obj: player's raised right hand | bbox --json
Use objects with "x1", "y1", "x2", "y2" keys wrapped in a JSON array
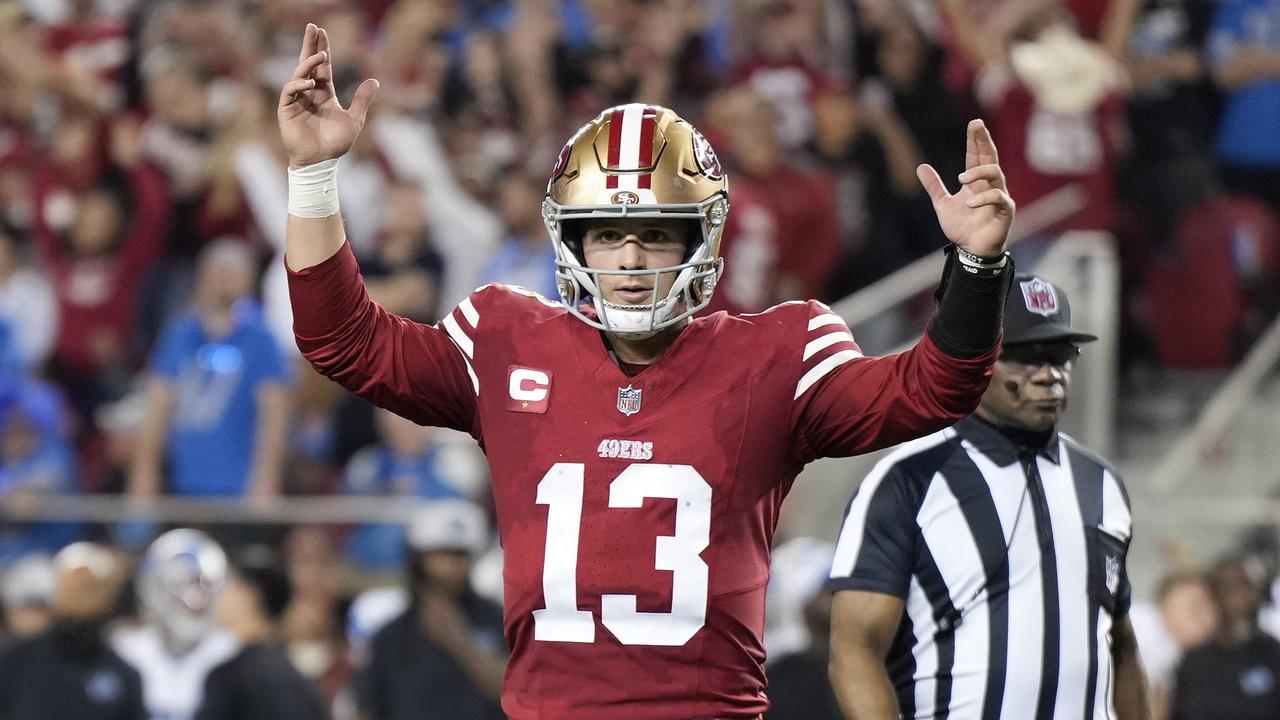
[{"x1": 278, "y1": 23, "x2": 379, "y2": 169}]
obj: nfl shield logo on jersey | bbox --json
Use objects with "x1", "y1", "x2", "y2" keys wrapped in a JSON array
[
  {"x1": 1105, "y1": 554, "x2": 1120, "y2": 595},
  {"x1": 1020, "y1": 278, "x2": 1059, "y2": 317},
  {"x1": 616, "y1": 385, "x2": 642, "y2": 416}
]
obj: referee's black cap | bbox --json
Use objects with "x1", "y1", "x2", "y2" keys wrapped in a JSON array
[{"x1": 1004, "y1": 274, "x2": 1098, "y2": 346}]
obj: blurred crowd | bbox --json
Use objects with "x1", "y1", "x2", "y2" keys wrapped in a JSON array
[{"x1": 4, "y1": 0, "x2": 1280, "y2": 716}]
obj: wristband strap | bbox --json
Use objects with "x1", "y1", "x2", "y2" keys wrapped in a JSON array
[
  {"x1": 288, "y1": 158, "x2": 340, "y2": 218},
  {"x1": 955, "y1": 245, "x2": 1008, "y2": 267},
  {"x1": 951, "y1": 246, "x2": 1010, "y2": 277}
]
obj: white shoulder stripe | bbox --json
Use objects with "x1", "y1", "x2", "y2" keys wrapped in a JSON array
[
  {"x1": 803, "y1": 329, "x2": 856, "y2": 361},
  {"x1": 458, "y1": 297, "x2": 479, "y2": 328},
  {"x1": 441, "y1": 313, "x2": 474, "y2": 359},
  {"x1": 460, "y1": 355, "x2": 479, "y2": 396},
  {"x1": 437, "y1": 322, "x2": 481, "y2": 394},
  {"x1": 794, "y1": 349, "x2": 863, "y2": 399},
  {"x1": 808, "y1": 314, "x2": 846, "y2": 331}
]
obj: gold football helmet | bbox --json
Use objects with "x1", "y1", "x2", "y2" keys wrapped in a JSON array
[{"x1": 543, "y1": 103, "x2": 730, "y2": 337}]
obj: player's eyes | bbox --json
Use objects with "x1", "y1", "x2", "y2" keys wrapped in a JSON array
[
  {"x1": 642, "y1": 229, "x2": 684, "y2": 247},
  {"x1": 592, "y1": 230, "x2": 622, "y2": 244}
]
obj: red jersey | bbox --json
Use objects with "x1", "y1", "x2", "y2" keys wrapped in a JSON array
[
  {"x1": 33, "y1": 162, "x2": 171, "y2": 374},
  {"x1": 977, "y1": 65, "x2": 1122, "y2": 235},
  {"x1": 289, "y1": 244, "x2": 996, "y2": 719}
]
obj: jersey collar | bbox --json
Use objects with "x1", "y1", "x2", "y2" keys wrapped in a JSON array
[{"x1": 955, "y1": 415, "x2": 1062, "y2": 466}]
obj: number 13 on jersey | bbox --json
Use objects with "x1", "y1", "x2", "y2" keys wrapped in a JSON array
[{"x1": 533, "y1": 463, "x2": 712, "y2": 647}]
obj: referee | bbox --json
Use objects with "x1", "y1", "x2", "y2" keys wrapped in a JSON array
[{"x1": 827, "y1": 275, "x2": 1151, "y2": 720}]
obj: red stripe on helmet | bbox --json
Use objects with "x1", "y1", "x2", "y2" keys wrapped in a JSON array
[
  {"x1": 606, "y1": 107, "x2": 624, "y2": 189},
  {"x1": 637, "y1": 106, "x2": 657, "y2": 189}
]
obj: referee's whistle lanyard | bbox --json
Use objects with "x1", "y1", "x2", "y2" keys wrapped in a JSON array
[{"x1": 939, "y1": 450, "x2": 1045, "y2": 633}]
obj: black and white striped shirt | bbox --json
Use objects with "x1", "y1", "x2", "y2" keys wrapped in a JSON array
[{"x1": 829, "y1": 416, "x2": 1133, "y2": 720}]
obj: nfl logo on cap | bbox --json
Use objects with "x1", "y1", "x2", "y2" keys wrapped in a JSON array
[
  {"x1": 617, "y1": 385, "x2": 642, "y2": 416},
  {"x1": 1020, "y1": 278, "x2": 1059, "y2": 317}
]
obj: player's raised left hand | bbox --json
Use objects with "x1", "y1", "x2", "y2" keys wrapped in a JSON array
[{"x1": 917, "y1": 119, "x2": 1015, "y2": 258}]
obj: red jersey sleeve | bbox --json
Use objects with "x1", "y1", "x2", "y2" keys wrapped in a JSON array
[
  {"x1": 287, "y1": 242, "x2": 479, "y2": 436},
  {"x1": 788, "y1": 301, "x2": 996, "y2": 463},
  {"x1": 119, "y1": 162, "x2": 171, "y2": 274}
]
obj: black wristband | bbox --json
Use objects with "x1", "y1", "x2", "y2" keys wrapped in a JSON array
[{"x1": 928, "y1": 246, "x2": 1014, "y2": 358}]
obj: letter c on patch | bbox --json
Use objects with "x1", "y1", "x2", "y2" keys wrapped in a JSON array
[{"x1": 509, "y1": 368, "x2": 550, "y2": 402}]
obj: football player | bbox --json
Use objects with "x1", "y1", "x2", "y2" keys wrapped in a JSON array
[
  {"x1": 279, "y1": 22, "x2": 1015, "y2": 720},
  {"x1": 112, "y1": 530, "x2": 238, "y2": 720}
]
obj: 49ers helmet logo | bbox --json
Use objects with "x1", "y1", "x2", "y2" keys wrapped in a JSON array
[
  {"x1": 611, "y1": 191, "x2": 640, "y2": 205},
  {"x1": 550, "y1": 140, "x2": 573, "y2": 181},
  {"x1": 691, "y1": 128, "x2": 723, "y2": 180}
]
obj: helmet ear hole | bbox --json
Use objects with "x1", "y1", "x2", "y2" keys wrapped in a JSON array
[
  {"x1": 561, "y1": 220, "x2": 588, "y2": 260},
  {"x1": 677, "y1": 219, "x2": 702, "y2": 262}
]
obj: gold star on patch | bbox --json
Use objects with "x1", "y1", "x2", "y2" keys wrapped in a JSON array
[{"x1": 521, "y1": 402, "x2": 529, "y2": 409}]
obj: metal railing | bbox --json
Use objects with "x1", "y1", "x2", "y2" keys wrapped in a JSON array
[
  {"x1": 1149, "y1": 312, "x2": 1280, "y2": 494},
  {"x1": 0, "y1": 496, "x2": 423, "y2": 525}
]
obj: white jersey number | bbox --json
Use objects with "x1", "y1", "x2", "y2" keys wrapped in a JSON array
[{"x1": 533, "y1": 463, "x2": 711, "y2": 646}]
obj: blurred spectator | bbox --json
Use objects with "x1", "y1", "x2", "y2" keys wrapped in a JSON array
[
  {"x1": 763, "y1": 537, "x2": 841, "y2": 720},
  {"x1": 0, "y1": 226, "x2": 56, "y2": 371},
  {"x1": 360, "y1": 180, "x2": 446, "y2": 323},
  {"x1": 345, "y1": 586, "x2": 408, "y2": 670},
  {"x1": 44, "y1": 0, "x2": 130, "y2": 111},
  {"x1": 371, "y1": 113, "x2": 500, "y2": 312},
  {"x1": 111, "y1": 529, "x2": 239, "y2": 720},
  {"x1": 1207, "y1": 0, "x2": 1280, "y2": 213},
  {"x1": 342, "y1": 410, "x2": 487, "y2": 570},
  {"x1": 0, "y1": 542, "x2": 145, "y2": 720},
  {"x1": 0, "y1": 380, "x2": 80, "y2": 563},
  {"x1": 136, "y1": 3, "x2": 259, "y2": 259},
  {"x1": 196, "y1": 547, "x2": 328, "y2": 720},
  {"x1": 281, "y1": 528, "x2": 351, "y2": 709},
  {"x1": 129, "y1": 239, "x2": 292, "y2": 500},
  {"x1": 867, "y1": 10, "x2": 968, "y2": 190},
  {"x1": 286, "y1": 365, "x2": 345, "y2": 496},
  {"x1": 1171, "y1": 557, "x2": 1280, "y2": 720},
  {"x1": 0, "y1": 553, "x2": 54, "y2": 640},
  {"x1": 704, "y1": 87, "x2": 839, "y2": 313},
  {"x1": 1121, "y1": 0, "x2": 1219, "y2": 242},
  {"x1": 373, "y1": 1, "x2": 456, "y2": 119},
  {"x1": 566, "y1": 1, "x2": 718, "y2": 125},
  {"x1": 732, "y1": 0, "x2": 832, "y2": 149},
  {"x1": 355, "y1": 500, "x2": 505, "y2": 720},
  {"x1": 809, "y1": 85, "x2": 936, "y2": 297},
  {"x1": 87, "y1": 389, "x2": 146, "y2": 493},
  {"x1": 450, "y1": 29, "x2": 520, "y2": 162},
  {"x1": 940, "y1": 0, "x2": 1126, "y2": 254},
  {"x1": 33, "y1": 112, "x2": 172, "y2": 419},
  {"x1": 1130, "y1": 570, "x2": 1219, "y2": 719},
  {"x1": 478, "y1": 170, "x2": 558, "y2": 299}
]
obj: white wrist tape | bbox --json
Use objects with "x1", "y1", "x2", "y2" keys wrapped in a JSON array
[{"x1": 287, "y1": 158, "x2": 340, "y2": 218}]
